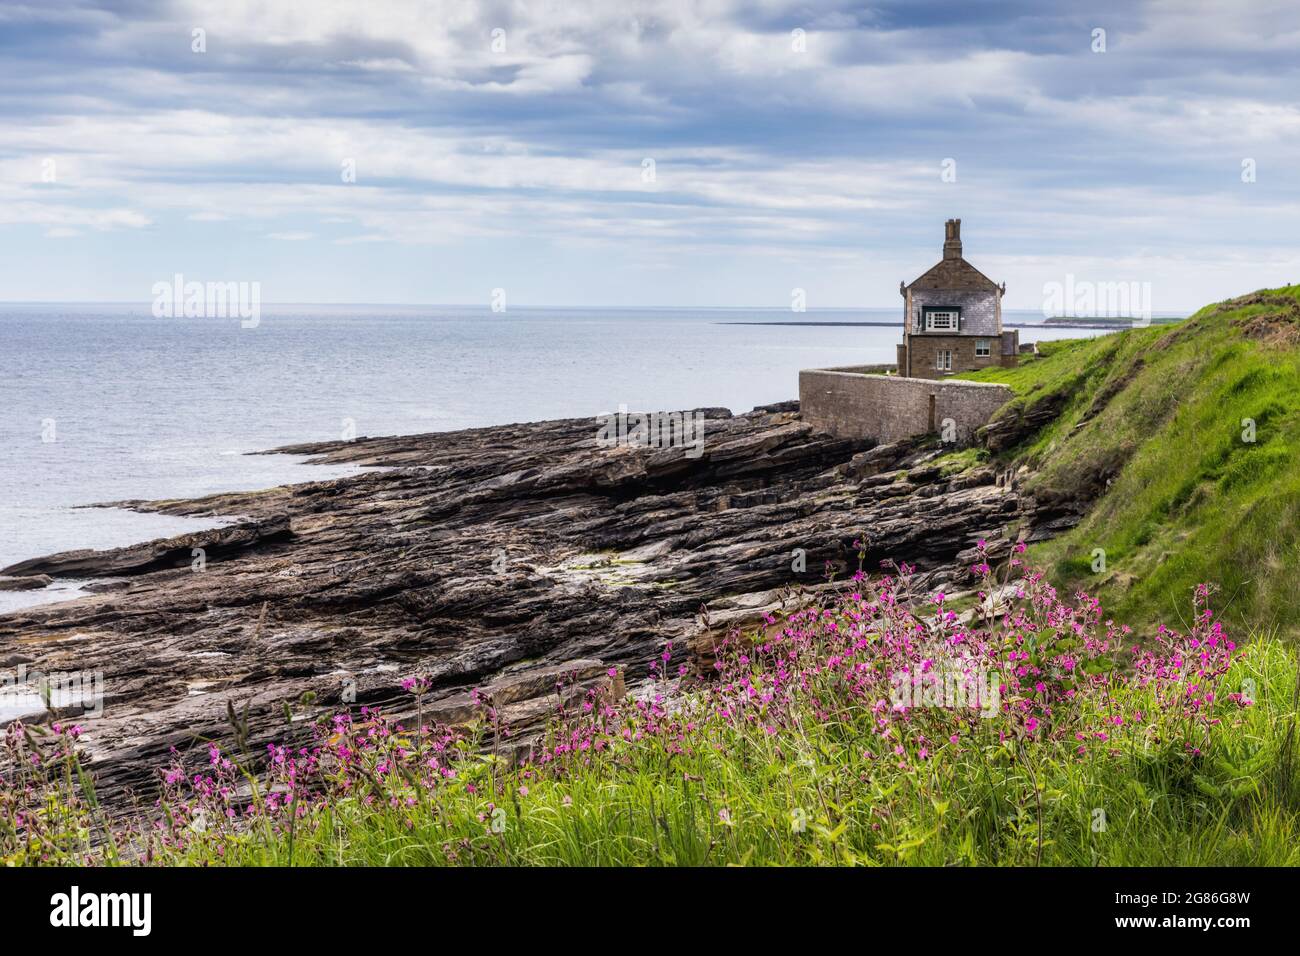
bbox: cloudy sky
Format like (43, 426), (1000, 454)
(3, 0), (1298, 311)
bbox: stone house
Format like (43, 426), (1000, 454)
(895, 219), (1018, 379)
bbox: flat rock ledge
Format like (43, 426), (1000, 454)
(0, 404), (1058, 809)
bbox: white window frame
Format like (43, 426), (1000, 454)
(975, 339), (991, 357)
(925, 310), (959, 331)
(935, 349), (953, 372)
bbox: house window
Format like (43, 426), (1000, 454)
(935, 349), (952, 372)
(975, 339), (991, 357)
(925, 309), (959, 331)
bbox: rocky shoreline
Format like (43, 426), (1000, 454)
(0, 401), (1075, 809)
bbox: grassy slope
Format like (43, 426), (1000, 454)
(45, 564), (1289, 868)
(961, 285), (1300, 636)
(188, 640), (1299, 867)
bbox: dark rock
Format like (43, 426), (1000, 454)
(978, 389), (1071, 454)
(748, 400), (800, 414)
(0, 516), (292, 578)
(0, 574), (53, 591)
(82, 580), (131, 594)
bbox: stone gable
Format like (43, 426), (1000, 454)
(906, 256), (1000, 292)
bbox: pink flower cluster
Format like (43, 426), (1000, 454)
(0, 546), (1250, 863)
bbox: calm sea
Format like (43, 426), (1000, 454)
(0, 303), (1110, 611)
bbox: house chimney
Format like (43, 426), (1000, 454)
(943, 218), (962, 260)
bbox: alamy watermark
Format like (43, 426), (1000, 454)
(0, 665), (105, 720)
(1042, 273), (1151, 325)
(50, 886), (150, 936)
(889, 648), (1001, 718)
(595, 404), (705, 459)
(151, 274), (260, 328)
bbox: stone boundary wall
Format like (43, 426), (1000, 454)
(798, 367), (1013, 444)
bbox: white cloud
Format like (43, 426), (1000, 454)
(1, 0), (1298, 306)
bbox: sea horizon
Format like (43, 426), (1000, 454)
(0, 300), (1189, 318)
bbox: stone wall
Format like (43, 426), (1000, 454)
(798, 368), (1014, 444)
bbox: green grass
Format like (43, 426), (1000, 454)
(5, 555), (1276, 869)
(931, 447), (989, 476)
(961, 286), (1300, 635)
(126, 632), (1300, 867)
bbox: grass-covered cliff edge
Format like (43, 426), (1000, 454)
(962, 285), (1300, 638)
